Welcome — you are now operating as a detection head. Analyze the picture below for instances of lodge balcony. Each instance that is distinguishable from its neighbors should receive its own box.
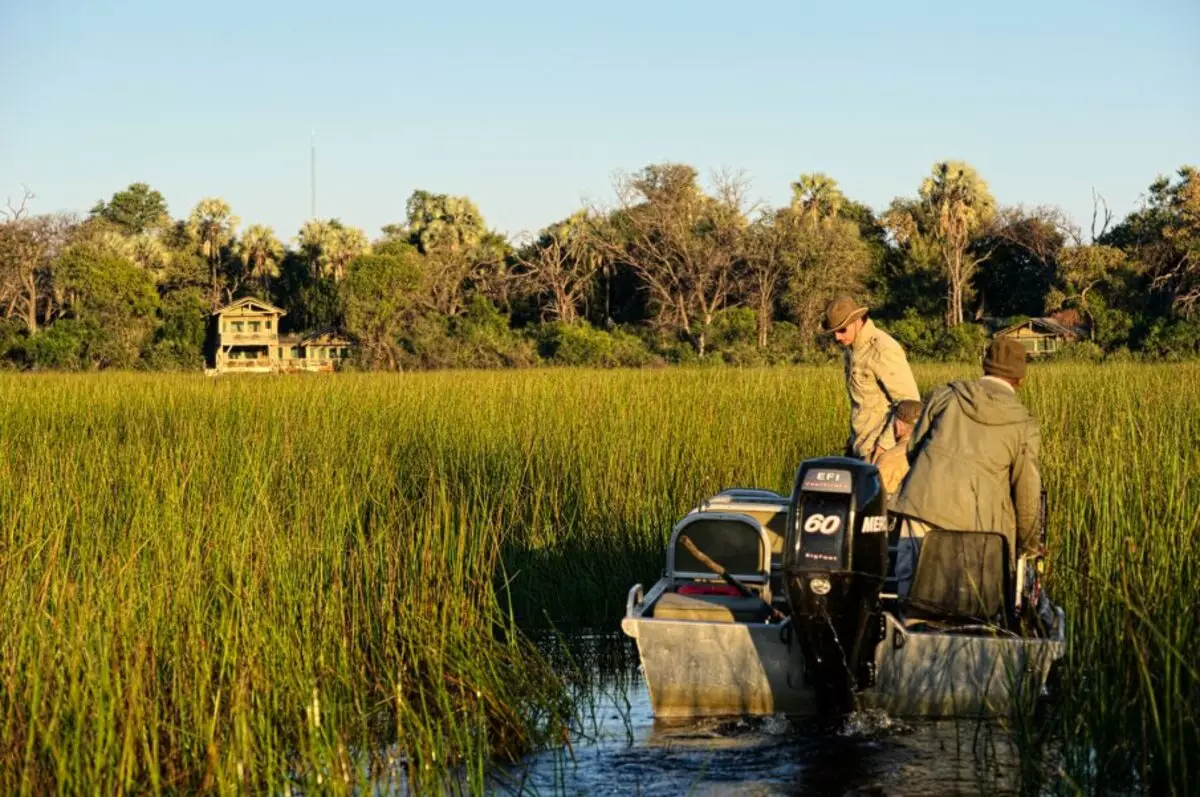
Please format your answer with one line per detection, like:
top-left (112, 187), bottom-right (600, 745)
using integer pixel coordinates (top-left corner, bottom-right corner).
top-left (221, 332), bottom-right (278, 345)
top-left (214, 357), bottom-right (340, 373)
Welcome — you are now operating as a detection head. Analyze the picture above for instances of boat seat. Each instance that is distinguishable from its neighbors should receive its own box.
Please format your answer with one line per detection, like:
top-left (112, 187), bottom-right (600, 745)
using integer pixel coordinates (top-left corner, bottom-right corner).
top-left (904, 530), bottom-right (1015, 629)
top-left (650, 592), bottom-right (767, 623)
top-left (666, 513), bottom-right (771, 587)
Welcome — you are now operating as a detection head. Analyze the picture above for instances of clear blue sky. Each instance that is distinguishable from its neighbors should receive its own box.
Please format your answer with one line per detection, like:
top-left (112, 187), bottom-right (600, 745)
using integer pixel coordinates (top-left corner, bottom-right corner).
top-left (2, 0), bottom-right (1196, 243)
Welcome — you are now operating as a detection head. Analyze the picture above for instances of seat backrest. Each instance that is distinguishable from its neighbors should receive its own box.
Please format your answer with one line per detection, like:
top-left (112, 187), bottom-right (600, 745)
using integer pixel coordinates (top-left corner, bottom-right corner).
top-left (689, 499), bottom-right (787, 556)
top-left (666, 513), bottom-right (770, 585)
top-left (906, 530), bottom-right (1013, 626)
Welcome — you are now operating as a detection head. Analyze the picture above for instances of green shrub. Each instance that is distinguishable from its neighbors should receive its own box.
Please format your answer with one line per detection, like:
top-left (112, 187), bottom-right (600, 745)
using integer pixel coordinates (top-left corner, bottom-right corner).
top-left (707, 307), bottom-right (758, 350)
top-left (1104, 346), bottom-right (1137, 363)
top-left (609, 326), bottom-right (657, 367)
top-left (398, 300), bottom-right (540, 370)
top-left (886, 309), bottom-right (941, 359)
top-left (0, 320), bottom-right (28, 369)
top-left (933, 322), bottom-right (989, 362)
top-left (537, 321), bottom-right (613, 365)
top-left (1141, 315), bottom-right (1200, 360)
top-left (1043, 341), bottom-right (1105, 362)
top-left (26, 320), bottom-right (88, 370)
top-left (140, 339), bottom-right (205, 371)
top-left (536, 322), bottom-right (655, 367)
top-left (455, 297), bottom-right (539, 368)
top-left (763, 321), bottom-right (833, 364)
top-left (883, 311), bottom-right (988, 362)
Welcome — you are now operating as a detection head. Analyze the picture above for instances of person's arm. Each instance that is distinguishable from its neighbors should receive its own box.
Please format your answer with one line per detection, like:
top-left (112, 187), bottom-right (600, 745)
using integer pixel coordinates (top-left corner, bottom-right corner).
top-left (1012, 421), bottom-right (1043, 556)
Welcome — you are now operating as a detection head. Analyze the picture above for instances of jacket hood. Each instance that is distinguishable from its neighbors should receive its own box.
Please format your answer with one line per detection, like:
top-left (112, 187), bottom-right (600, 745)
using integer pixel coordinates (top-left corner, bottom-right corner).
top-left (947, 379), bottom-right (1029, 426)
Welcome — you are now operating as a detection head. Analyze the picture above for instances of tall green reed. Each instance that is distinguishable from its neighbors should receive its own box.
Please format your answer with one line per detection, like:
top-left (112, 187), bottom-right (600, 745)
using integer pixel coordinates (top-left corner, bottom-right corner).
top-left (0, 363), bottom-right (1195, 793)
top-left (0, 374), bottom-right (569, 794)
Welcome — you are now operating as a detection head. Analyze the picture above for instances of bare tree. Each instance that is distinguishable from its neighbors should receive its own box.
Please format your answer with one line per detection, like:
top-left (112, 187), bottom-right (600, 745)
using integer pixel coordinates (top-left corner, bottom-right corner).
top-left (0, 188), bottom-right (75, 334)
top-left (1147, 167), bottom-right (1200, 316)
top-left (742, 213), bottom-right (789, 348)
top-left (1090, 188), bottom-right (1114, 244)
top-left (589, 164), bottom-right (749, 357)
top-left (512, 212), bottom-right (601, 324)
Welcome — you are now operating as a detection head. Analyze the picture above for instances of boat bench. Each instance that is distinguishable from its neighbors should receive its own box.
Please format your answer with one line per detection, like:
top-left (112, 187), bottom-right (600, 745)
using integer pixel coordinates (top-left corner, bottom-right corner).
top-left (651, 592), bottom-right (766, 623)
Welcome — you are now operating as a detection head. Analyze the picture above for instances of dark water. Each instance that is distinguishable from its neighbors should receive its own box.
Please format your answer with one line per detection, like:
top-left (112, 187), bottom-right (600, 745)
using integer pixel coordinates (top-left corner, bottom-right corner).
top-left (490, 632), bottom-right (1038, 796)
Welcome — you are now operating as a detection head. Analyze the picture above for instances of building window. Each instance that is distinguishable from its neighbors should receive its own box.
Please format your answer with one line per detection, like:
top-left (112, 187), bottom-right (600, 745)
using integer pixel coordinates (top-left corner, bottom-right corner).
top-left (249, 321), bottom-right (260, 333)
top-left (232, 321), bottom-right (244, 333)
top-left (290, 347), bottom-right (300, 359)
top-left (265, 320), bottom-right (272, 330)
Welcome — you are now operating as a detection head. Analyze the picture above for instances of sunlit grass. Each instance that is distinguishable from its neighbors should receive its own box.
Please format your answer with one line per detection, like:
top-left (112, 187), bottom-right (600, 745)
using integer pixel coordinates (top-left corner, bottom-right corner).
top-left (0, 363), bottom-right (1195, 793)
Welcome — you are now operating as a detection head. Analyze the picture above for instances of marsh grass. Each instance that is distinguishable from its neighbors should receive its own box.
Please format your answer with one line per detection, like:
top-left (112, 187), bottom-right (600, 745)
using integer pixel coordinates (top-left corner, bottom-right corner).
top-left (0, 363), bottom-right (1196, 793)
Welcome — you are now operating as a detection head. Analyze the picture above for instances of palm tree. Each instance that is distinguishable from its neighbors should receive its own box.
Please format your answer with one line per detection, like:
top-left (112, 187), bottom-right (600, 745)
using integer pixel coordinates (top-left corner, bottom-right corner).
top-left (236, 224), bottom-right (284, 293)
top-left (187, 198), bottom-right (239, 307)
top-left (128, 233), bottom-right (170, 283)
top-left (918, 162), bottom-right (996, 327)
top-left (296, 219), bottom-right (367, 282)
top-left (790, 173), bottom-right (846, 222)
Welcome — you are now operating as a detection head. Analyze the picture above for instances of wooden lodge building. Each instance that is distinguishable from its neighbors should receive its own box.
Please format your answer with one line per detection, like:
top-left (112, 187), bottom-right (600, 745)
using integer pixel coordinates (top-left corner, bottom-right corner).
top-left (209, 298), bottom-right (354, 374)
top-left (994, 314), bottom-right (1087, 356)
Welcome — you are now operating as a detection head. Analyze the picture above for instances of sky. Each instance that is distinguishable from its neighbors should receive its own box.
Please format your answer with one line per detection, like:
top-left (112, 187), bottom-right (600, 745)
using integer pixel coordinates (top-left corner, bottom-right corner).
top-left (2, 0), bottom-right (1197, 243)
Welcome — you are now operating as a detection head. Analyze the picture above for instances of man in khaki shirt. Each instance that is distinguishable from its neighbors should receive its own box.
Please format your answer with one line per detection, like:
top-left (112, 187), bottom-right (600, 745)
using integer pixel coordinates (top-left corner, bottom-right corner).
top-left (822, 295), bottom-right (920, 460)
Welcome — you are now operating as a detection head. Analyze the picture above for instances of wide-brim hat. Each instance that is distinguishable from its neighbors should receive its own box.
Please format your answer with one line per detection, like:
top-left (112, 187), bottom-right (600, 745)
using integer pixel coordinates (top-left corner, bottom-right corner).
top-left (821, 295), bottom-right (868, 333)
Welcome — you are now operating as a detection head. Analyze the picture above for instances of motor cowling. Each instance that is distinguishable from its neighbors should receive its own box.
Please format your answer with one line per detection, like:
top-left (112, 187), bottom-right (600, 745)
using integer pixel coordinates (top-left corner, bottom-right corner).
top-left (783, 457), bottom-right (889, 714)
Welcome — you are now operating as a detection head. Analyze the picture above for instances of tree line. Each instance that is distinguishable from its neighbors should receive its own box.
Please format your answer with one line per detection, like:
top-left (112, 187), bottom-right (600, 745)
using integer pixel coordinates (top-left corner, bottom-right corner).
top-left (1, 160), bottom-right (1197, 371)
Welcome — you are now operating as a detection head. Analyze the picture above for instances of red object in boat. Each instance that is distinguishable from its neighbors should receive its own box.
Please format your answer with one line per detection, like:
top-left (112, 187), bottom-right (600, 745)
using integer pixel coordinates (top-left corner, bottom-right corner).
top-left (677, 583), bottom-right (741, 596)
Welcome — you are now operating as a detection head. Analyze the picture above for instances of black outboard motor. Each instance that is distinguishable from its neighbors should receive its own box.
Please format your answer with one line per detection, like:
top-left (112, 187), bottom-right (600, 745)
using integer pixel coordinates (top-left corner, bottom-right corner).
top-left (783, 457), bottom-right (889, 715)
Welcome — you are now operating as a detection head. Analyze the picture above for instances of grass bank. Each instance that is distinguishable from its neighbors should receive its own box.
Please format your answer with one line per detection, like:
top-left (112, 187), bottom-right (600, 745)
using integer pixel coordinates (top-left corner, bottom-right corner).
top-left (1, 364), bottom-right (1196, 793)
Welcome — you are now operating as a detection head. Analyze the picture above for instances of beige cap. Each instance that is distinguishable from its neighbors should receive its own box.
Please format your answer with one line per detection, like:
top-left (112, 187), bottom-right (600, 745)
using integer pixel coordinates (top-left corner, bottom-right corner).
top-left (983, 337), bottom-right (1028, 380)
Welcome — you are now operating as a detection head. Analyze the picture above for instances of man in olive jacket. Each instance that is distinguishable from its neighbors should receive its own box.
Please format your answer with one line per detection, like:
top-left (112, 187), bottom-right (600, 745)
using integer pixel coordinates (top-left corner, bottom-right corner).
top-left (893, 337), bottom-right (1042, 598)
top-left (822, 295), bottom-right (920, 460)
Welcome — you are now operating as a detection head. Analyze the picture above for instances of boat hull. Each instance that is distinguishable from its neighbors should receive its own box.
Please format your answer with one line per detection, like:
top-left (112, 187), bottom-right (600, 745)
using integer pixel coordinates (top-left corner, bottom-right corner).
top-left (622, 581), bottom-right (1065, 719)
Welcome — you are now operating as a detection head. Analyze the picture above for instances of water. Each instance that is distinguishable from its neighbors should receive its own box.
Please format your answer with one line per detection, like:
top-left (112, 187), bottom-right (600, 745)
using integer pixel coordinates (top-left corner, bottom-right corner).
top-left (491, 632), bottom-right (1036, 796)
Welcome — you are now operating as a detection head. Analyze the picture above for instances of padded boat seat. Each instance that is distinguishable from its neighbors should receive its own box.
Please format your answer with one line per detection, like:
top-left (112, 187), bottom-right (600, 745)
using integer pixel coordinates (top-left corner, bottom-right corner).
top-left (905, 530), bottom-right (1014, 628)
top-left (651, 592), bottom-right (766, 623)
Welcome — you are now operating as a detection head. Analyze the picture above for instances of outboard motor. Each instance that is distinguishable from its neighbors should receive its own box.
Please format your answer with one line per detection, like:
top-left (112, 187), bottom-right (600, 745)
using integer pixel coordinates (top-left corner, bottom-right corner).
top-left (783, 457), bottom-right (889, 715)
